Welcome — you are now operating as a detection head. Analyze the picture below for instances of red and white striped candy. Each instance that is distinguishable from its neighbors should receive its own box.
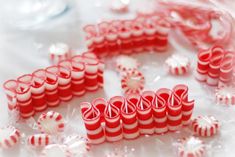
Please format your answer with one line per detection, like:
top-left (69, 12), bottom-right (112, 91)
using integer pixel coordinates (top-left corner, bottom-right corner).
top-left (3, 80), bottom-right (19, 111)
top-left (121, 70), bottom-right (145, 95)
top-left (0, 126), bottom-right (20, 149)
top-left (121, 96), bottom-right (139, 139)
top-left (110, 0), bottom-right (129, 13)
top-left (81, 102), bottom-right (105, 144)
top-left (116, 55), bottom-right (140, 72)
top-left (173, 84), bottom-right (194, 126)
top-left (177, 136), bottom-right (206, 157)
top-left (130, 93), bottom-right (155, 135)
top-left (192, 115), bottom-right (220, 137)
top-left (38, 111), bottom-right (65, 134)
top-left (154, 88), bottom-right (169, 134)
top-left (15, 82), bottom-right (35, 118)
top-left (219, 52), bottom-right (234, 84)
top-left (59, 60), bottom-right (86, 97)
top-left (33, 69), bottom-right (60, 107)
top-left (40, 144), bottom-right (72, 157)
top-left (139, 91), bottom-right (155, 135)
top-left (49, 43), bottom-right (71, 64)
top-left (207, 46), bottom-right (224, 86)
top-left (104, 100), bottom-right (123, 142)
top-left (165, 54), bottom-right (190, 75)
top-left (17, 74), bottom-right (47, 112)
top-left (27, 134), bottom-right (52, 147)
top-left (195, 48), bottom-right (212, 82)
top-left (216, 85), bottom-right (235, 105)
top-left (46, 66), bottom-right (73, 102)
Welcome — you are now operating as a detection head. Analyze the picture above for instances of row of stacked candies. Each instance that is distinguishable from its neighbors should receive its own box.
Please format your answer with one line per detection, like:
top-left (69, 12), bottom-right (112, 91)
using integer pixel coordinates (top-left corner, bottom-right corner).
top-left (83, 15), bottom-right (171, 57)
top-left (81, 84), bottom-right (194, 144)
top-left (196, 45), bottom-right (235, 86)
top-left (3, 52), bottom-right (104, 119)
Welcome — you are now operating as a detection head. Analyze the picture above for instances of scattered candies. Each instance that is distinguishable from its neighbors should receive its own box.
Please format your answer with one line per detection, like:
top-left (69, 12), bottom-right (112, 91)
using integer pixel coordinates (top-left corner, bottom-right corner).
top-left (37, 111), bottom-right (65, 134)
top-left (81, 84), bottom-right (194, 144)
top-left (165, 54), bottom-right (190, 75)
top-left (40, 144), bottom-right (72, 157)
top-left (192, 115), bottom-right (220, 137)
top-left (0, 126), bottom-right (20, 149)
top-left (176, 136), bottom-right (206, 157)
top-left (215, 85), bottom-right (235, 105)
top-left (27, 134), bottom-right (52, 147)
top-left (115, 55), bottom-right (140, 72)
top-left (49, 43), bottom-right (71, 64)
top-left (121, 70), bottom-right (145, 95)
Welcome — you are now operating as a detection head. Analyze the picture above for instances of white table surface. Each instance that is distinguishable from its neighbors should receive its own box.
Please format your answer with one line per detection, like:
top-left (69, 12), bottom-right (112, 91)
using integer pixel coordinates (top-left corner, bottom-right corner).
top-left (0, 0), bottom-right (235, 157)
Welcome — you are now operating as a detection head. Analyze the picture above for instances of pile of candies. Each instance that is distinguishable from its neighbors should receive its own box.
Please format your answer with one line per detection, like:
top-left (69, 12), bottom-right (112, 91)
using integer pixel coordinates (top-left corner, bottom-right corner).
top-left (3, 52), bottom-right (104, 119)
top-left (1, 0), bottom-right (235, 157)
top-left (81, 84), bottom-right (194, 144)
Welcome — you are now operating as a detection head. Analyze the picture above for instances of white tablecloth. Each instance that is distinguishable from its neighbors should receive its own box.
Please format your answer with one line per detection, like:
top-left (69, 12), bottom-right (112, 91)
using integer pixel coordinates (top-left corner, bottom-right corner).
top-left (0, 0), bottom-right (235, 157)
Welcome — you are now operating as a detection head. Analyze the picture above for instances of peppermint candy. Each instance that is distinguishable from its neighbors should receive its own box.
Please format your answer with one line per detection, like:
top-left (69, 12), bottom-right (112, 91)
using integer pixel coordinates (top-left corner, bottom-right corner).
top-left (216, 85), bottom-right (235, 105)
top-left (165, 54), bottom-right (190, 75)
top-left (192, 115), bottom-right (220, 137)
top-left (121, 70), bottom-right (145, 94)
top-left (37, 111), bottom-right (65, 134)
top-left (63, 135), bottom-right (90, 155)
top-left (116, 55), bottom-right (140, 72)
top-left (40, 144), bottom-right (72, 157)
top-left (0, 126), bottom-right (20, 149)
top-left (177, 136), bottom-right (206, 157)
top-left (49, 43), bottom-right (71, 64)
top-left (110, 0), bottom-right (129, 13)
top-left (27, 134), bottom-right (52, 147)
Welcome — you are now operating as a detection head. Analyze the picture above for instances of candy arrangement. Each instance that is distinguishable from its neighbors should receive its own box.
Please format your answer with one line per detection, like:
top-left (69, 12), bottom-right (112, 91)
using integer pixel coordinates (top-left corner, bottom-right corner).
top-left (83, 15), bottom-right (171, 57)
top-left (1, 0), bottom-right (235, 156)
top-left (81, 84), bottom-right (194, 144)
top-left (196, 45), bottom-right (235, 86)
top-left (3, 52), bottom-right (104, 119)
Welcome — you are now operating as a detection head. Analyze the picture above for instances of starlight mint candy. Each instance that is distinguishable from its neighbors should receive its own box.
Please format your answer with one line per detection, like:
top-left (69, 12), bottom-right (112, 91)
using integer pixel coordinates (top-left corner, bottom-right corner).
top-left (192, 115), bottom-right (220, 137)
top-left (215, 85), bottom-right (235, 105)
top-left (176, 136), bottom-right (206, 157)
top-left (37, 111), bottom-right (65, 134)
top-left (40, 144), bottom-right (72, 157)
top-left (115, 55), bottom-right (140, 72)
top-left (0, 126), bottom-right (20, 149)
top-left (165, 54), bottom-right (190, 75)
top-left (27, 134), bottom-right (52, 147)
top-left (121, 70), bottom-right (145, 95)
top-left (49, 43), bottom-right (71, 64)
